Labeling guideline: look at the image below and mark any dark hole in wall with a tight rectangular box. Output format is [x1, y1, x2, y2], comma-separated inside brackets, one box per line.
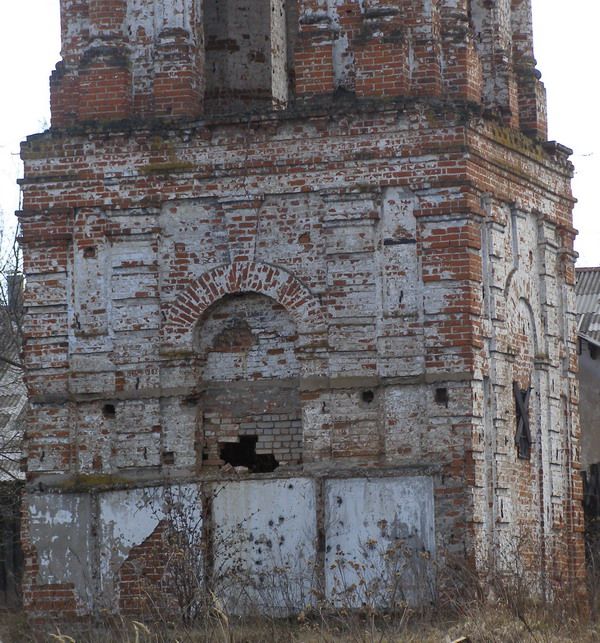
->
[220, 436, 279, 473]
[162, 451, 175, 465]
[83, 246, 97, 259]
[361, 390, 375, 404]
[435, 388, 449, 406]
[102, 404, 116, 418]
[514, 383, 532, 460]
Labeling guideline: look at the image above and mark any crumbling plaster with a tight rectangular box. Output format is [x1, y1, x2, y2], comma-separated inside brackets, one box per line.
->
[26, 475, 435, 614]
[18, 0, 583, 618]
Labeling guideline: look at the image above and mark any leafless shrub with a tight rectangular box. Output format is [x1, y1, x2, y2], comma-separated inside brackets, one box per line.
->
[0, 223, 25, 609]
[118, 481, 438, 641]
[0, 222, 25, 473]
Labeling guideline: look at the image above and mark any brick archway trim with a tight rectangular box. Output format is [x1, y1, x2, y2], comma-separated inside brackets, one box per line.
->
[161, 261, 326, 352]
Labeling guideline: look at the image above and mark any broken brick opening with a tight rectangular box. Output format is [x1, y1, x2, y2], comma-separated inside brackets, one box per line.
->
[220, 436, 279, 473]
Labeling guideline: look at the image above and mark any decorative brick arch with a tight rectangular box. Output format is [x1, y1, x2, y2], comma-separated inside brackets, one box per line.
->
[161, 262, 326, 352]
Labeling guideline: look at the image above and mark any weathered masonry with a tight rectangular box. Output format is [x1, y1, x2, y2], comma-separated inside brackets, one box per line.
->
[19, 0, 583, 618]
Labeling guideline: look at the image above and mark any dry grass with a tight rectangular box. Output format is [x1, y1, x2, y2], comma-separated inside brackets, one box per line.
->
[1, 603, 599, 643]
[3, 517, 597, 643]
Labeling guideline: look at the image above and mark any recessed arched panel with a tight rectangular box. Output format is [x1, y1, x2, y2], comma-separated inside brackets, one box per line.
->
[197, 292, 300, 381]
[196, 292, 302, 471]
[161, 261, 326, 354]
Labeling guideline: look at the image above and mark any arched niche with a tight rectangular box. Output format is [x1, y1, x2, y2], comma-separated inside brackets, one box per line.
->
[195, 292, 302, 471]
[160, 261, 327, 355]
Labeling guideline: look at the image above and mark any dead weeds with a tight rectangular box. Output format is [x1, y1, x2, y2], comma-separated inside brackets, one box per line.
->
[1, 604, 599, 643]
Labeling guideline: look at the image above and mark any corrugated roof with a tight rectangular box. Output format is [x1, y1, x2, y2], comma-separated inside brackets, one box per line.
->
[576, 267, 600, 347]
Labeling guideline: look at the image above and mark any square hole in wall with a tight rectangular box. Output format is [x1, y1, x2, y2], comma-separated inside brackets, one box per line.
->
[434, 388, 449, 407]
[162, 451, 175, 465]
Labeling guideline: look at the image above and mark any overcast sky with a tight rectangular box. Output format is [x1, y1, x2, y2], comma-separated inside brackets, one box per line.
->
[0, 1, 597, 265]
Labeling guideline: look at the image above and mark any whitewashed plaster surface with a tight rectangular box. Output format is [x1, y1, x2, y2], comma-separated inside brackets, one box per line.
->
[28, 493, 94, 607]
[98, 485, 202, 609]
[211, 478, 318, 614]
[324, 476, 436, 607]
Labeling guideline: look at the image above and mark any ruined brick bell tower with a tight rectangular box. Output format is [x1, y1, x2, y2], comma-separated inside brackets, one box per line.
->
[19, 0, 584, 617]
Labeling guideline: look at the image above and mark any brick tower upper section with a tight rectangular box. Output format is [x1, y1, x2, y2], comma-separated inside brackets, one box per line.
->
[51, 0, 546, 138]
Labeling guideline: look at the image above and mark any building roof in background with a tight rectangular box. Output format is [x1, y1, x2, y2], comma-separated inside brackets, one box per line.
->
[576, 267, 600, 348]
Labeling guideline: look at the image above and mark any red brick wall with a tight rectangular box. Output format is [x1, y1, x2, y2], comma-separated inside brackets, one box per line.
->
[50, 0, 545, 138]
[19, 0, 582, 617]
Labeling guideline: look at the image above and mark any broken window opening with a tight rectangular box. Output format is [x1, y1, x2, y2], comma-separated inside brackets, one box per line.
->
[203, 0, 288, 113]
[514, 382, 532, 460]
[219, 436, 279, 473]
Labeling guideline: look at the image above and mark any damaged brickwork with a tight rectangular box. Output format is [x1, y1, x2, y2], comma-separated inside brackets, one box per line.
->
[19, 0, 583, 619]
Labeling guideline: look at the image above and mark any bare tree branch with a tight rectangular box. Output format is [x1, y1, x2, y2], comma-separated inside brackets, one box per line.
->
[0, 217, 25, 485]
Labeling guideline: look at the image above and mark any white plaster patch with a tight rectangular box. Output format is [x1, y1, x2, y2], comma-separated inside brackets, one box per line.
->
[325, 476, 436, 607]
[98, 485, 202, 610]
[28, 493, 93, 609]
[211, 478, 317, 614]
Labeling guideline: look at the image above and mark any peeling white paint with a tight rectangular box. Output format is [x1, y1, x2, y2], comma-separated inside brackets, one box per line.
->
[325, 477, 436, 607]
[212, 478, 317, 614]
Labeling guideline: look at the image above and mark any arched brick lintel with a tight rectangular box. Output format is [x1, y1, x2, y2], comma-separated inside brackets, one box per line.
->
[161, 261, 326, 351]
